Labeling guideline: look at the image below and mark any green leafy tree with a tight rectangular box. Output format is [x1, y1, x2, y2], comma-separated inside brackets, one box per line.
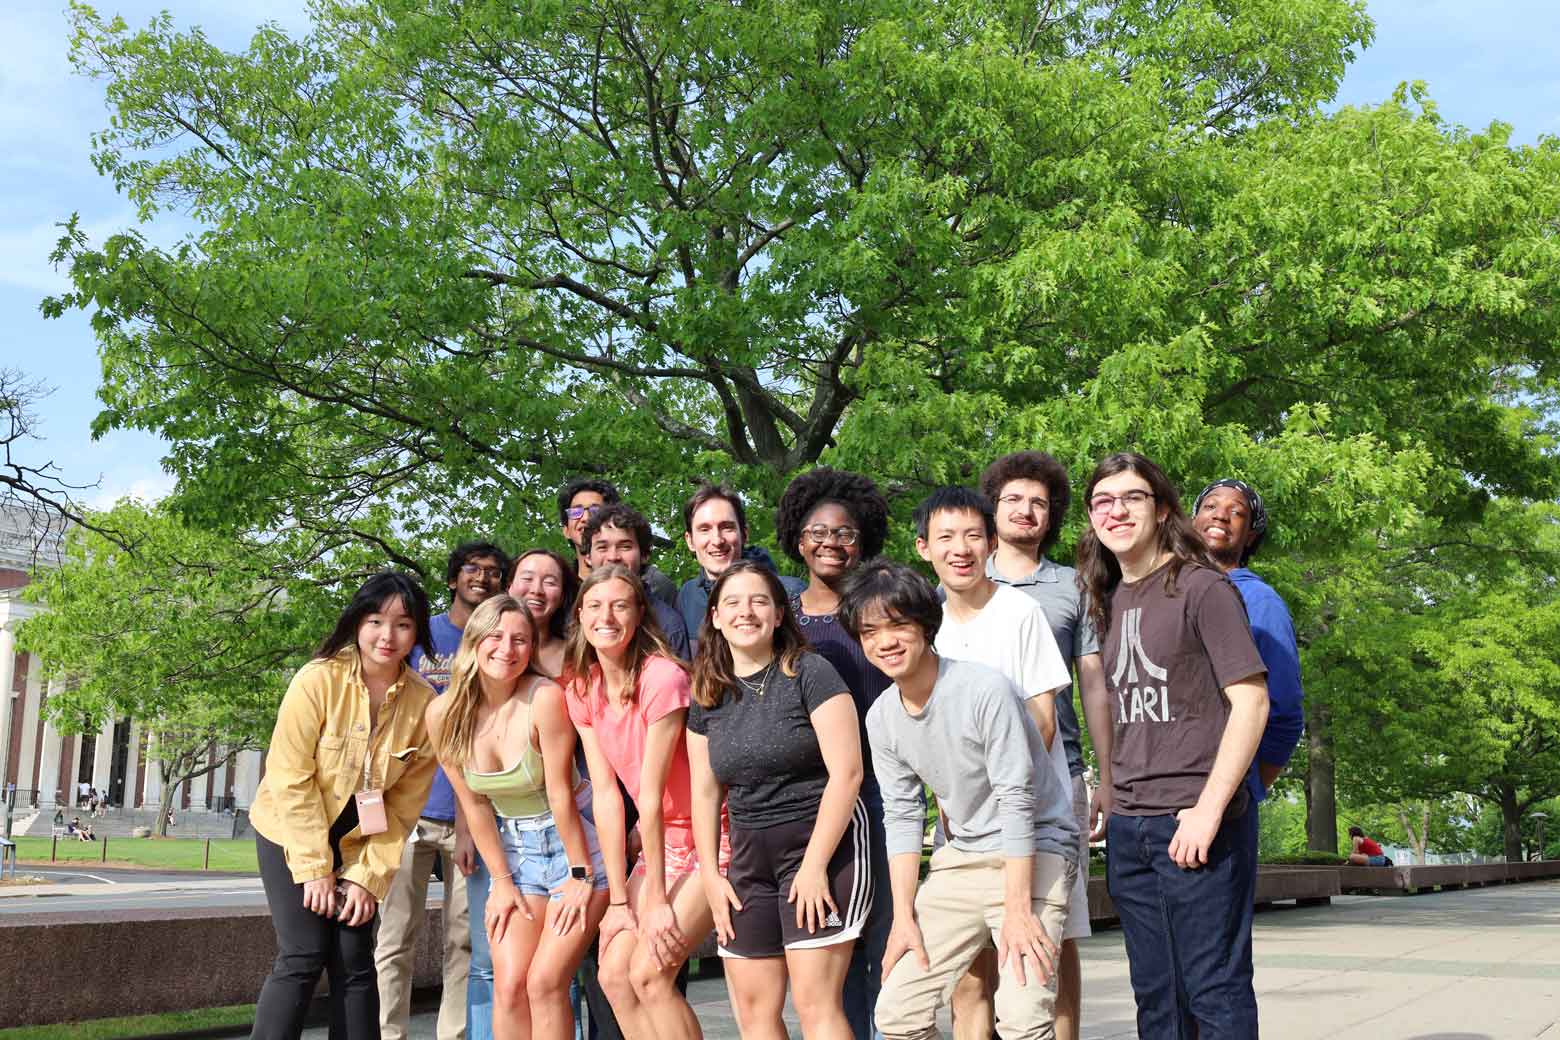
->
[44, 0, 1558, 573]
[16, 501, 334, 835]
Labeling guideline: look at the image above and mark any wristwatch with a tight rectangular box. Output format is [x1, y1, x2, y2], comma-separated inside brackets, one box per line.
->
[570, 864, 594, 882]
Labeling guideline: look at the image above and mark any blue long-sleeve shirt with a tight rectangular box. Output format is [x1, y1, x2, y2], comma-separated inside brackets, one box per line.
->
[1230, 568, 1305, 803]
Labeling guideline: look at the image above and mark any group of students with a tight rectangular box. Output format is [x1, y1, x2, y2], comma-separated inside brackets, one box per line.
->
[245, 449, 1305, 1040]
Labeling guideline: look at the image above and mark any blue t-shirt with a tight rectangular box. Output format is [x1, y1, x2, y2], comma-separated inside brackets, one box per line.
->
[408, 612, 463, 821]
[1229, 569, 1305, 803]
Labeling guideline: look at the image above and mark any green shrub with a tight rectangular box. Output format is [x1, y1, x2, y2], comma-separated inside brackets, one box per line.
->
[1262, 852, 1349, 866]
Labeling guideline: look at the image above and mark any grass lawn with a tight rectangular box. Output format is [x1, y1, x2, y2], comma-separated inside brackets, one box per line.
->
[0, 1005, 253, 1040]
[12, 836, 258, 873]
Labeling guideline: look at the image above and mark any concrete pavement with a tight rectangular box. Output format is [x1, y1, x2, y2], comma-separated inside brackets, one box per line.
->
[334, 880, 1560, 1040]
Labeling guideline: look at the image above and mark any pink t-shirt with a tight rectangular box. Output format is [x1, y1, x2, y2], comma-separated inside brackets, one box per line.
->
[567, 655, 696, 847]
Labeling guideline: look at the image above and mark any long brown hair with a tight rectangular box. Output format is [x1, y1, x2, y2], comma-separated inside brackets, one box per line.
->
[1075, 452, 1222, 638]
[562, 565, 683, 706]
[690, 561, 809, 709]
[434, 595, 538, 768]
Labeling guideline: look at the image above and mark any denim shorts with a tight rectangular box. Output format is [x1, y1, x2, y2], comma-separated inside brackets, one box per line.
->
[496, 792, 610, 900]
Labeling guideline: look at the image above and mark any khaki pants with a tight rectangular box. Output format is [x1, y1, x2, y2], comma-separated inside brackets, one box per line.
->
[375, 818, 470, 1040]
[877, 845, 1076, 1040]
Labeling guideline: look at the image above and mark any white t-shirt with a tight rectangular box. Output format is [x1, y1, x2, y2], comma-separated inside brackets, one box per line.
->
[936, 584, 1073, 786]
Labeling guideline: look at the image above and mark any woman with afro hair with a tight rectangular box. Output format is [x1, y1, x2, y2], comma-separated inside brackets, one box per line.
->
[774, 466, 892, 1040]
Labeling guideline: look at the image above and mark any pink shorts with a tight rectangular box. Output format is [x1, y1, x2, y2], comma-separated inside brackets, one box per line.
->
[632, 829, 733, 882]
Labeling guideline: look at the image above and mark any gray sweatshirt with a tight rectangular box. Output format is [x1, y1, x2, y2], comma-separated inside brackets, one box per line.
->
[867, 657, 1078, 863]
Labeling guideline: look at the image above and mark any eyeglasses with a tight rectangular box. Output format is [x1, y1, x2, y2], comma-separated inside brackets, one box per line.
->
[802, 524, 860, 547]
[460, 562, 505, 580]
[997, 493, 1050, 512]
[565, 504, 602, 521]
[1088, 490, 1155, 516]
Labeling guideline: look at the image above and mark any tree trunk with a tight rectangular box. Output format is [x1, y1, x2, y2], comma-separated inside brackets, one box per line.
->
[1305, 700, 1337, 853]
[1396, 802, 1431, 864]
[156, 764, 180, 839]
[1499, 783, 1523, 863]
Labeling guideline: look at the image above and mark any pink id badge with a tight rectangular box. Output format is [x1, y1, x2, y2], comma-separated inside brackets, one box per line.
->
[356, 789, 388, 835]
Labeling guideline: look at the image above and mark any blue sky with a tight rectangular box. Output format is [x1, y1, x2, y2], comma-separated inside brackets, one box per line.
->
[3, 0, 1557, 506]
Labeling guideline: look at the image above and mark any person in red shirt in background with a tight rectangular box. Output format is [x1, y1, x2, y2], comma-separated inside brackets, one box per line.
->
[1348, 827, 1391, 866]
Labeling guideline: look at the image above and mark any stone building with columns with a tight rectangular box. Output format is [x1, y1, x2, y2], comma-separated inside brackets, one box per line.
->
[0, 505, 264, 812]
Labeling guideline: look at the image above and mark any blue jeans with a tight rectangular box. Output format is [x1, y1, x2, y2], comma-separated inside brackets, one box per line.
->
[1106, 810, 1259, 1039]
[843, 775, 892, 1040]
[467, 809, 595, 1040]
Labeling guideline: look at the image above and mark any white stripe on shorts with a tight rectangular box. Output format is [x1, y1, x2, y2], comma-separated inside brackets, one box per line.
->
[788, 797, 872, 951]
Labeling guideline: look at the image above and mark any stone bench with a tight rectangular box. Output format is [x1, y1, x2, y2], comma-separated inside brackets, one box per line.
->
[1337, 859, 1560, 894]
[0, 903, 448, 1029]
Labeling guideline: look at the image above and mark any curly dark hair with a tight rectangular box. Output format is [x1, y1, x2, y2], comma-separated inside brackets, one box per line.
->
[775, 467, 891, 564]
[556, 478, 621, 527]
[979, 452, 1072, 555]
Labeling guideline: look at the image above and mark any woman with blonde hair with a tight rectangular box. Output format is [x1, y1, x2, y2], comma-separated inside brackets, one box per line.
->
[562, 564, 720, 1040]
[426, 595, 609, 1040]
[687, 560, 867, 1040]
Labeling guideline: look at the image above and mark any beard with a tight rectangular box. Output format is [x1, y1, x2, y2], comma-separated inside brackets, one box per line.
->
[1207, 543, 1243, 569]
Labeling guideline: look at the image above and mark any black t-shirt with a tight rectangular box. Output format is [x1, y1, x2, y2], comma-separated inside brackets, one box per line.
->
[686, 652, 851, 829]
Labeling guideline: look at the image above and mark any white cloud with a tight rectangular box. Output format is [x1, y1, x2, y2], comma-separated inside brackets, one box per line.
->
[86, 471, 177, 511]
[0, 210, 143, 295]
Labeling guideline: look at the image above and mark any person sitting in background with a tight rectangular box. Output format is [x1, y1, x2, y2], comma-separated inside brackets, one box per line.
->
[1348, 827, 1391, 866]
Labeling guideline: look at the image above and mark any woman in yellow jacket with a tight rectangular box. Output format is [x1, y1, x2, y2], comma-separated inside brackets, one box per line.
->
[248, 571, 439, 1040]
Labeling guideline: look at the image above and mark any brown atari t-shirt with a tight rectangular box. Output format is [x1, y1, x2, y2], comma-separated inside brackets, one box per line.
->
[1104, 561, 1266, 816]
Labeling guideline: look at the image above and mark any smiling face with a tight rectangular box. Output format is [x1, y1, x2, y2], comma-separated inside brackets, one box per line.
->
[508, 554, 565, 630]
[711, 570, 780, 657]
[916, 507, 992, 594]
[993, 478, 1051, 552]
[1192, 486, 1254, 570]
[449, 554, 503, 612]
[590, 523, 645, 575]
[797, 501, 862, 583]
[578, 576, 642, 656]
[684, 497, 745, 579]
[357, 594, 418, 671]
[476, 608, 534, 684]
[853, 601, 931, 681]
[1087, 469, 1167, 567]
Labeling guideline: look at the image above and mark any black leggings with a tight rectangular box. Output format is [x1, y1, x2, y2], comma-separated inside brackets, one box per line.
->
[251, 807, 378, 1040]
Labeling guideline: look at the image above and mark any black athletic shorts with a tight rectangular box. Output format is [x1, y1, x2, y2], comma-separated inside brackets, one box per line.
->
[720, 798, 873, 959]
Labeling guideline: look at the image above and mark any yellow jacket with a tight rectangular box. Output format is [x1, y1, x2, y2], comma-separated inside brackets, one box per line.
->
[250, 650, 437, 900]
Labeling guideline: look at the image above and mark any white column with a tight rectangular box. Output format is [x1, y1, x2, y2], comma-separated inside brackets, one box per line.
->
[141, 731, 162, 807]
[0, 626, 16, 792]
[36, 679, 65, 807]
[15, 666, 42, 803]
[92, 716, 114, 792]
[235, 749, 263, 809]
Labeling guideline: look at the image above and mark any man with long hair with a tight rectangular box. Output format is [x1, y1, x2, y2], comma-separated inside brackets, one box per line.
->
[1076, 452, 1269, 1038]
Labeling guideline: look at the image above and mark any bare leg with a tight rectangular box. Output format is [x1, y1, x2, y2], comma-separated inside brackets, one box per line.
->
[528, 891, 610, 1040]
[597, 870, 715, 1040]
[723, 957, 788, 1040]
[1054, 939, 1081, 1040]
[949, 947, 997, 1040]
[490, 894, 549, 1040]
[785, 941, 854, 1040]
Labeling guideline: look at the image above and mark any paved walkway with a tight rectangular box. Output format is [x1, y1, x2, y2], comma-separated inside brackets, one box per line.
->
[341, 880, 1560, 1040]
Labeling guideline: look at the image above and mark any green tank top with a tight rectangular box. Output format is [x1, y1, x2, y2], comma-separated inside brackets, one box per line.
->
[463, 691, 551, 819]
